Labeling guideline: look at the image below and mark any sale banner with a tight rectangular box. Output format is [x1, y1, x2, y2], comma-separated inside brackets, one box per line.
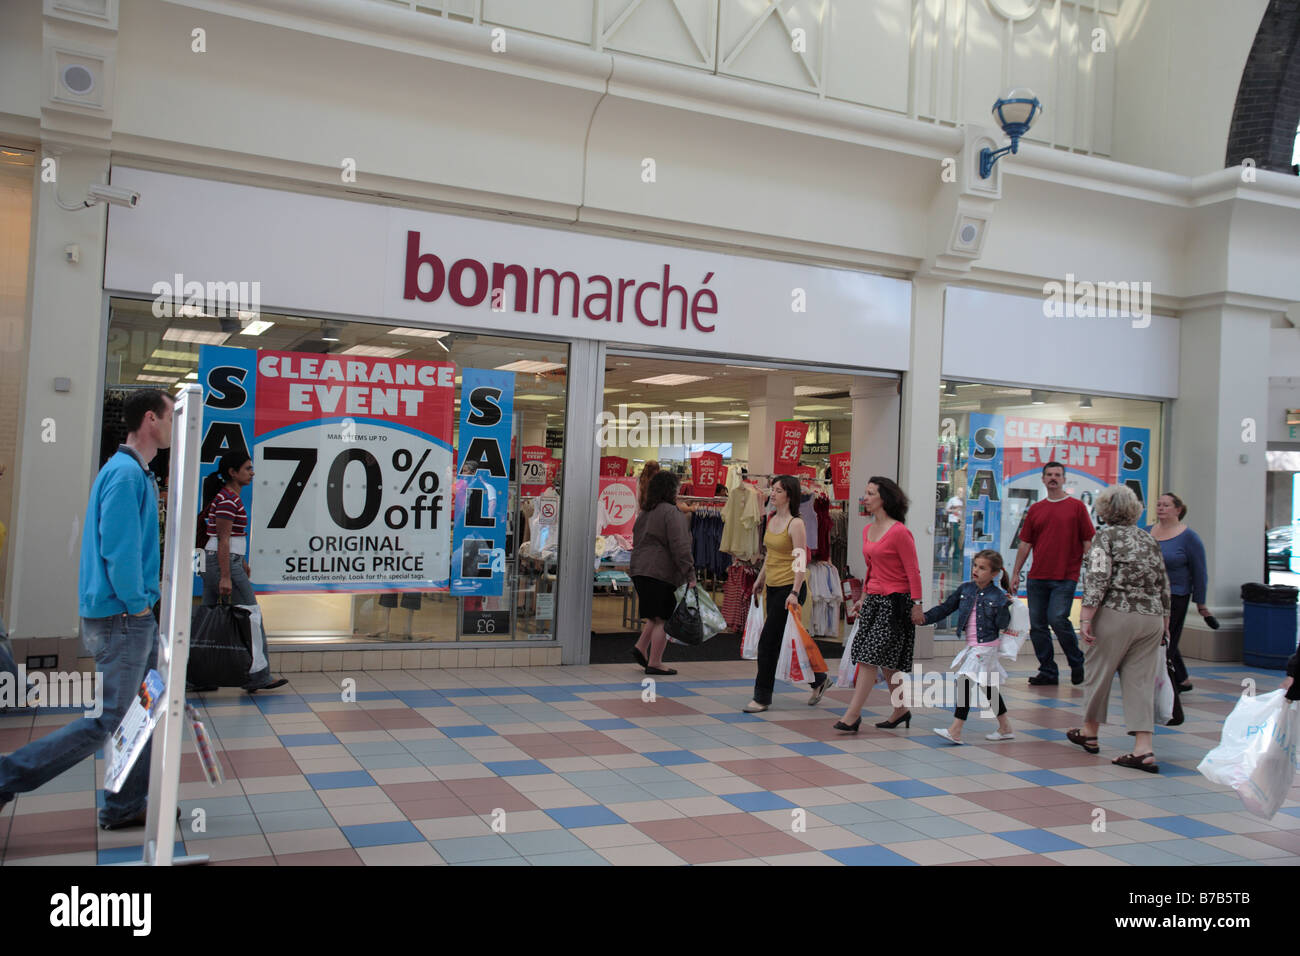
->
[598, 477, 638, 537]
[964, 413, 1150, 592]
[774, 420, 808, 471]
[690, 450, 723, 490]
[830, 452, 851, 500]
[599, 456, 628, 478]
[793, 465, 817, 483]
[520, 445, 552, 496]
[197, 346, 456, 592]
[451, 369, 515, 596]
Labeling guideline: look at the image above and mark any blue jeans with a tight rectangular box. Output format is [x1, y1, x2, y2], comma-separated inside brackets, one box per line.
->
[1026, 578, 1085, 680]
[0, 613, 16, 684]
[0, 613, 157, 826]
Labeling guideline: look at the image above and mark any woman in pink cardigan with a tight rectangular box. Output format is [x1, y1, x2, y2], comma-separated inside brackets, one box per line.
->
[833, 477, 924, 733]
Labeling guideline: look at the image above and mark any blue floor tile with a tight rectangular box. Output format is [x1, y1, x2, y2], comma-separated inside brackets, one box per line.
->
[442, 724, 498, 738]
[783, 741, 843, 756]
[433, 835, 522, 863]
[394, 690, 453, 708]
[545, 805, 626, 828]
[993, 829, 1086, 853]
[306, 770, 377, 790]
[503, 829, 590, 855]
[721, 791, 797, 812]
[98, 842, 187, 865]
[485, 759, 552, 776]
[1010, 770, 1080, 787]
[341, 821, 425, 848]
[1141, 815, 1232, 838]
[875, 779, 948, 799]
[826, 845, 917, 866]
[278, 733, 339, 747]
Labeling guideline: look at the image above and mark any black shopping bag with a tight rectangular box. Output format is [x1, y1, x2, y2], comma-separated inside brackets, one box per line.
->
[664, 587, 705, 646]
[189, 602, 254, 687]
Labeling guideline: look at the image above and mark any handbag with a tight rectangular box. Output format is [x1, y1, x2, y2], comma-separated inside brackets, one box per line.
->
[670, 584, 725, 643]
[188, 601, 254, 687]
[664, 587, 705, 646]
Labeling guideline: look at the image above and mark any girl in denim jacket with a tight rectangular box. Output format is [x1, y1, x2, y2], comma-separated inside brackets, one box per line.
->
[921, 549, 1015, 744]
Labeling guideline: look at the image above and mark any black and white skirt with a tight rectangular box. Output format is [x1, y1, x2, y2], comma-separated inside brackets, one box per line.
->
[850, 593, 915, 672]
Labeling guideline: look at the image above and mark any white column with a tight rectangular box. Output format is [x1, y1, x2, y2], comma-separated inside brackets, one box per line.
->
[747, 374, 795, 477]
[7, 149, 112, 639]
[1171, 302, 1274, 657]
[847, 378, 901, 579]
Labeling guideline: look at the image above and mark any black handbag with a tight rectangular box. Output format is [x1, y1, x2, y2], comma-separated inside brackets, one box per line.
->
[189, 601, 254, 687]
[664, 587, 705, 646]
[1163, 636, 1184, 727]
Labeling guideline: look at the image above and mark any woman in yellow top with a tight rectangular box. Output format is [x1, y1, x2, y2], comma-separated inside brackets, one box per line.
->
[744, 475, 830, 713]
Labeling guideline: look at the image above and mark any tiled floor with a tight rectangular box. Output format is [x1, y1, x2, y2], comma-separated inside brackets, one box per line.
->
[1, 658, 1297, 866]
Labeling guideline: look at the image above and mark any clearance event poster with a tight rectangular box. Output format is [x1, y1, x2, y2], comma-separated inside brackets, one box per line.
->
[197, 346, 456, 592]
[963, 413, 1150, 590]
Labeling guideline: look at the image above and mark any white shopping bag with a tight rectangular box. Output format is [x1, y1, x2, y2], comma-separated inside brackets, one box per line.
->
[741, 598, 764, 660]
[238, 604, 268, 675]
[834, 651, 859, 689]
[998, 598, 1030, 661]
[1154, 642, 1174, 724]
[773, 616, 815, 685]
[1198, 689, 1300, 820]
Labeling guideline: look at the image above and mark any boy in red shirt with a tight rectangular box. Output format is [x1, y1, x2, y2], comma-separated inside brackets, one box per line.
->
[1009, 462, 1094, 686]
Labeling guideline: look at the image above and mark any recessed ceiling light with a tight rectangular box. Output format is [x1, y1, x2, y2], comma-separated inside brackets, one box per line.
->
[151, 348, 200, 362]
[185, 372, 198, 380]
[341, 345, 409, 358]
[679, 396, 735, 404]
[603, 388, 625, 394]
[709, 419, 746, 425]
[321, 324, 343, 342]
[1030, 390, 1048, 405]
[239, 320, 275, 336]
[142, 364, 193, 374]
[387, 327, 450, 338]
[633, 374, 710, 386]
[794, 385, 838, 396]
[1078, 395, 1093, 408]
[620, 403, 662, 409]
[136, 374, 178, 384]
[514, 394, 560, 402]
[794, 404, 843, 412]
[162, 328, 229, 345]
[496, 360, 565, 374]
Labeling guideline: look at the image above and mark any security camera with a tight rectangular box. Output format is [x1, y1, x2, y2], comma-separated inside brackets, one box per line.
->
[86, 184, 140, 208]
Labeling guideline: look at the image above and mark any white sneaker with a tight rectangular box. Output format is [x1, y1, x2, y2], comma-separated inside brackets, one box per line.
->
[934, 728, 964, 745]
[985, 730, 1015, 741]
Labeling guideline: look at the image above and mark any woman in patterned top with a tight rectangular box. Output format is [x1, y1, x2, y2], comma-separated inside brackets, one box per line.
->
[1066, 484, 1170, 772]
[198, 452, 286, 693]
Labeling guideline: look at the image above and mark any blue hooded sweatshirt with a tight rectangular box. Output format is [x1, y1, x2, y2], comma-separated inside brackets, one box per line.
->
[79, 446, 160, 617]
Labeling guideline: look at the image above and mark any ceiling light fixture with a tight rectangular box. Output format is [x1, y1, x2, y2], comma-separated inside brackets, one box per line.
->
[634, 373, 710, 386]
[1030, 390, 1047, 405]
[239, 319, 275, 336]
[340, 345, 409, 358]
[944, 382, 958, 396]
[162, 328, 229, 346]
[320, 324, 343, 342]
[387, 327, 449, 338]
[1078, 395, 1093, 408]
[496, 360, 565, 374]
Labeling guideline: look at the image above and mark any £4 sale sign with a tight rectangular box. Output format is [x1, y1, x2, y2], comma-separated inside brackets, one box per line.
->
[197, 346, 456, 592]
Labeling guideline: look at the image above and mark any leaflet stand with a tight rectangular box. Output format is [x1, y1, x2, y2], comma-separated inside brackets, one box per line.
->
[126, 385, 208, 866]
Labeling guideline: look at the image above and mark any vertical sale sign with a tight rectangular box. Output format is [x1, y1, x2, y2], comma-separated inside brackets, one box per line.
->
[774, 421, 808, 471]
[197, 346, 456, 592]
[450, 369, 515, 596]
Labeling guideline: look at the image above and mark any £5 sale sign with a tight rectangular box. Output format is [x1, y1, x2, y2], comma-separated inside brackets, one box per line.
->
[197, 346, 456, 592]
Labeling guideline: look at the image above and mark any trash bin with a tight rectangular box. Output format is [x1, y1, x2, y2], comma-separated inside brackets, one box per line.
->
[1240, 583, 1299, 670]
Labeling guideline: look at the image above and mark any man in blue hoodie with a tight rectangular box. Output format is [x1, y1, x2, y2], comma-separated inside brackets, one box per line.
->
[0, 389, 173, 829]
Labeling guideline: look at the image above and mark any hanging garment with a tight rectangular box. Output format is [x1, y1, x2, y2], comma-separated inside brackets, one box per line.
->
[799, 494, 819, 552]
[812, 495, 832, 563]
[722, 563, 759, 633]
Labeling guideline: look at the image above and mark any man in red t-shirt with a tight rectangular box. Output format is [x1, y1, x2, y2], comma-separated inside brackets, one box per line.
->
[1010, 462, 1094, 686]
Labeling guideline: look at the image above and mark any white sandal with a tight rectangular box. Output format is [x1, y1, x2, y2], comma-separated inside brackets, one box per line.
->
[934, 728, 964, 745]
[985, 730, 1015, 741]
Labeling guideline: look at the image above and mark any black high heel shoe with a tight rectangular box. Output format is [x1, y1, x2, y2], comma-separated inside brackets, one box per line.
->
[833, 717, 862, 733]
[875, 710, 912, 729]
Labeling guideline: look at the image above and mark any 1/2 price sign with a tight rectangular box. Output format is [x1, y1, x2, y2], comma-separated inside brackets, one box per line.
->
[598, 477, 638, 536]
[197, 346, 456, 592]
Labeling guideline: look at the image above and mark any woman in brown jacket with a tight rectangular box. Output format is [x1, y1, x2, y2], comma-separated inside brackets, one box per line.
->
[630, 471, 695, 675]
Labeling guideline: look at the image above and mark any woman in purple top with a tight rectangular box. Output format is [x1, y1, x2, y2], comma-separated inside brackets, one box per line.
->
[1148, 493, 1209, 692]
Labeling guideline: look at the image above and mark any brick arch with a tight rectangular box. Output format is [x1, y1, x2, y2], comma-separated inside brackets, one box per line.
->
[1225, 0, 1300, 173]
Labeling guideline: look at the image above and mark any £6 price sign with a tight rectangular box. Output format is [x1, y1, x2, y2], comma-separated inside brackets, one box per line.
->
[598, 477, 638, 536]
[197, 346, 456, 592]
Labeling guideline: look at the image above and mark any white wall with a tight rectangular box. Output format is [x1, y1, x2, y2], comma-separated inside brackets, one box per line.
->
[1111, 0, 1267, 177]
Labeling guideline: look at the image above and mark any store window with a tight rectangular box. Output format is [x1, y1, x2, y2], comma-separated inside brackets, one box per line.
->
[933, 382, 1164, 631]
[104, 297, 567, 644]
[0, 147, 34, 621]
[591, 355, 882, 652]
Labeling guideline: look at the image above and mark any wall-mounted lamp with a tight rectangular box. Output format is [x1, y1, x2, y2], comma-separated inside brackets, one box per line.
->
[979, 88, 1043, 179]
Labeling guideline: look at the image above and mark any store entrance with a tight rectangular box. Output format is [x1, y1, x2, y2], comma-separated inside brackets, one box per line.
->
[589, 354, 877, 663]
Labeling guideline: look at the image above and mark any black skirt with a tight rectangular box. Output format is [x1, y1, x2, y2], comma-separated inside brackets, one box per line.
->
[634, 575, 678, 621]
[849, 592, 916, 672]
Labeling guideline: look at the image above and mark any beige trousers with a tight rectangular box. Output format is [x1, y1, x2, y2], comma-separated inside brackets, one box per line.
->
[1082, 606, 1164, 734]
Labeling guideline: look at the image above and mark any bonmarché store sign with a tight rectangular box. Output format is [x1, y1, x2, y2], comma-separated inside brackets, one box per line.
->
[104, 168, 913, 371]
